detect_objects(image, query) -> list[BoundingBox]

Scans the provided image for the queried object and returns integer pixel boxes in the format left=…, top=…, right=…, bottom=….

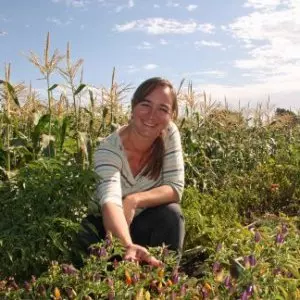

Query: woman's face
left=131, top=85, right=174, bottom=140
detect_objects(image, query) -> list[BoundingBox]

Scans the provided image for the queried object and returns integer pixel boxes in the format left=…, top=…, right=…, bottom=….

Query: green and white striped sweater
left=88, top=121, right=184, bottom=217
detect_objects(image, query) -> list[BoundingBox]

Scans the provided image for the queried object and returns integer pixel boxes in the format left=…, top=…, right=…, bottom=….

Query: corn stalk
left=0, top=64, right=21, bottom=172
left=26, top=32, right=64, bottom=151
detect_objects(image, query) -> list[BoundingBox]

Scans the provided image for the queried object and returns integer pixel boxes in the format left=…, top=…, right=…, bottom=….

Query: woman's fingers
left=124, top=244, right=162, bottom=266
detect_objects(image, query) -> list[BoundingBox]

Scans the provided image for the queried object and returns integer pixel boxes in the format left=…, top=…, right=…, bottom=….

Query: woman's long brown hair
left=131, top=77, right=178, bottom=180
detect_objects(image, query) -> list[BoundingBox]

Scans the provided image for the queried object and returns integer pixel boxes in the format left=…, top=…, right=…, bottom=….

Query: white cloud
left=144, top=64, right=158, bottom=70
left=46, top=17, right=73, bottom=26
left=116, top=21, right=137, bottom=32
left=115, top=0, right=134, bottom=12
left=166, top=1, right=180, bottom=7
left=193, top=80, right=300, bottom=109
left=197, top=23, right=215, bottom=34
left=115, top=18, right=215, bottom=35
left=115, top=6, right=123, bottom=12
left=52, top=0, right=90, bottom=8
left=195, top=40, right=222, bottom=48
left=128, top=0, right=134, bottom=8
left=0, top=31, right=8, bottom=36
left=186, top=4, right=198, bottom=11
left=127, top=65, right=139, bottom=73
left=244, top=0, right=282, bottom=11
left=0, top=15, right=9, bottom=22
left=160, top=38, right=168, bottom=45
left=183, top=70, right=227, bottom=78
left=137, top=41, right=153, bottom=50
left=211, top=0, right=300, bottom=108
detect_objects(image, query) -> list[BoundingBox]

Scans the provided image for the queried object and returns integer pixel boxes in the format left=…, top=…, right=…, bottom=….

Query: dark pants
left=78, top=203, right=185, bottom=255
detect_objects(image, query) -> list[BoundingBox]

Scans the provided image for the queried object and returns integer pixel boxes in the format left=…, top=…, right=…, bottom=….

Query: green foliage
left=0, top=237, right=203, bottom=300
left=0, top=158, right=97, bottom=280
left=182, top=187, right=239, bottom=251
left=1, top=218, right=299, bottom=299
left=199, top=215, right=300, bottom=299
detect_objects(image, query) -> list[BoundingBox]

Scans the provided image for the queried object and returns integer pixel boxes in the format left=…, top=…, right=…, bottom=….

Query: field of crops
left=0, top=35, right=299, bottom=299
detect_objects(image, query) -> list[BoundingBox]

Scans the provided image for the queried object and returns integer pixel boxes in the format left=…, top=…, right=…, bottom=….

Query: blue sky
left=1, top=0, right=300, bottom=109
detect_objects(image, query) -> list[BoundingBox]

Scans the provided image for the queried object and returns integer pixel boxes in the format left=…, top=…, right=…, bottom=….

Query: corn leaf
left=48, top=83, right=59, bottom=91
left=74, top=83, right=86, bottom=95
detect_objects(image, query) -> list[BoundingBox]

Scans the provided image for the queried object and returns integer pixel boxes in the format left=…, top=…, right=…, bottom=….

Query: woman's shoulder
left=165, top=121, right=180, bottom=139
left=95, top=130, right=122, bottom=154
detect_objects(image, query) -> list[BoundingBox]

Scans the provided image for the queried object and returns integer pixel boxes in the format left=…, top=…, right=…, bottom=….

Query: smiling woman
left=78, top=77, right=185, bottom=266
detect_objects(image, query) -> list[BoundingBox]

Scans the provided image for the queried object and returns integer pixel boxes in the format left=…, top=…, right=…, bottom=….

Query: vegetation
left=0, top=33, right=299, bottom=299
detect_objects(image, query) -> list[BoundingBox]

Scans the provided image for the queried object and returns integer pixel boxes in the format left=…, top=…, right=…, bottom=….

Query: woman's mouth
left=143, top=122, right=156, bottom=128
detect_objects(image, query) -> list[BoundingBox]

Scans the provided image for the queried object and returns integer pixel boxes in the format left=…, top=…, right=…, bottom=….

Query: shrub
left=0, top=157, right=97, bottom=280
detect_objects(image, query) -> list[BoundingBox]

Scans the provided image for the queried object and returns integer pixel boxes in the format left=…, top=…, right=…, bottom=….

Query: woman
left=79, top=77, right=185, bottom=266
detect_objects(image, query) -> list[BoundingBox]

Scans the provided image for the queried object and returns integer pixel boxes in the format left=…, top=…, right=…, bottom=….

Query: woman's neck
left=121, top=124, right=154, bottom=154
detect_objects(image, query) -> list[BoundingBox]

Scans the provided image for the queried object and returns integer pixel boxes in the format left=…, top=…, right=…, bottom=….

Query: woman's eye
left=160, top=108, right=169, bottom=113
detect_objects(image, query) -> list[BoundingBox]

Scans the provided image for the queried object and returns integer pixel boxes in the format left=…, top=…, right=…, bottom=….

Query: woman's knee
left=157, top=203, right=184, bottom=226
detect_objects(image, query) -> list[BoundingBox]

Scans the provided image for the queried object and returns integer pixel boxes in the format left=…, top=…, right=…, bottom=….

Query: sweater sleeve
left=94, top=145, right=123, bottom=208
left=162, top=122, right=185, bottom=201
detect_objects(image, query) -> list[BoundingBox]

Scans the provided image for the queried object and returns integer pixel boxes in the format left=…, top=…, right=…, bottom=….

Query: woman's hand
left=124, top=243, right=162, bottom=267
left=123, top=195, right=138, bottom=225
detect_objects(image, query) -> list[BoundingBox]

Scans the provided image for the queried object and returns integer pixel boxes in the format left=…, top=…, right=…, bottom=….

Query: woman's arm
left=123, top=122, right=184, bottom=224
left=102, top=202, right=133, bottom=247
left=102, top=201, right=162, bottom=266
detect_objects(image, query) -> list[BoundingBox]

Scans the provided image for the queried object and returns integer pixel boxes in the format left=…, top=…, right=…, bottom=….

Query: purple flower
left=202, top=288, right=209, bottom=299
left=7, top=277, right=18, bottom=290
left=244, top=256, right=250, bottom=269
left=282, top=224, right=288, bottom=235
left=248, top=224, right=255, bottom=231
left=180, top=284, right=187, bottom=296
left=171, top=270, right=179, bottom=284
left=62, top=264, right=78, bottom=275
left=132, top=274, right=139, bottom=284
left=249, top=254, right=257, bottom=267
left=241, top=291, right=249, bottom=300
left=254, top=231, right=261, bottom=243
left=96, top=246, right=107, bottom=257
left=246, top=285, right=254, bottom=296
left=108, top=290, right=115, bottom=300
left=107, top=278, right=114, bottom=287
left=65, top=287, right=77, bottom=299
left=224, top=276, right=231, bottom=288
left=113, top=259, right=118, bottom=269
left=171, top=291, right=177, bottom=300
left=273, top=267, right=281, bottom=275
left=216, top=243, right=222, bottom=252
left=213, top=261, right=221, bottom=273
left=24, top=281, right=31, bottom=292
left=94, top=273, right=101, bottom=281
left=105, top=232, right=113, bottom=247
left=30, top=275, right=36, bottom=284
left=275, top=233, right=284, bottom=244
left=163, top=246, right=169, bottom=257
left=37, top=284, right=46, bottom=297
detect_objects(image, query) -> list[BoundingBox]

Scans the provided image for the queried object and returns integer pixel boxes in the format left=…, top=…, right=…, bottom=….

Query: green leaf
left=83, top=107, right=92, bottom=116
left=40, top=134, right=55, bottom=157
left=285, top=264, right=300, bottom=279
left=89, top=89, right=95, bottom=108
left=48, top=83, right=58, bottom=91
left=277, top=285, right=289, bottom=299
left=0, top=80, right=20, bottom=107
left=7, top=251, right=13, bottom=263
left=32, top=114, right=51, bottom=150
left=60, top=116, right=70, bottom=150
left=74, top=83, right=86, bottom=95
